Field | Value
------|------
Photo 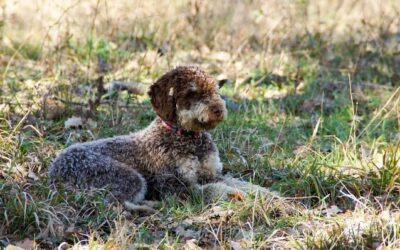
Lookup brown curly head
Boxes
[148,66,227,131]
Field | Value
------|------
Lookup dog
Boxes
[48,66,228,204]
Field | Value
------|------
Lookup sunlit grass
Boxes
[1,0,400,248]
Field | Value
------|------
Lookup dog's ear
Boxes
[148,77,176,122]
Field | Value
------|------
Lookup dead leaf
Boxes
[227,191,245,201]
[11,238,35,250]
[64,116,83,129]
[322,205,343,216]
[43,97,66,120]
[206,206,234,224]
[5,246,25,250]
[230,240,242,250]
[183,239,202,250]
[296,81,307,93]
[183,218,193,226]
[27,170,39,181]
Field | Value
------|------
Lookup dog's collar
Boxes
[160,118,201,138]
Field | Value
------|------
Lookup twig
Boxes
[11,109,31,135]
[53,96,143,109]
[87,75,107,117]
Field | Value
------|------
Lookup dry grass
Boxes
[1,0,400,249]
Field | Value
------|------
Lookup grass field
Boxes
[1,0,400,249]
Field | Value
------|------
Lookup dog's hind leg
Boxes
[48,146,147,204]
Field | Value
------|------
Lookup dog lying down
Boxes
[49,66,274,213]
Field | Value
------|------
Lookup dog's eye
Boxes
[186,87,197,93]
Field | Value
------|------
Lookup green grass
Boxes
[1,0,400,248]
[1,57,399,248]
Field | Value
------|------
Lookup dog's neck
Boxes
[159,117,201,138]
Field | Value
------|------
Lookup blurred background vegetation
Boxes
[1,0,400,249]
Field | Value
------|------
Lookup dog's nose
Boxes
[211,106,224,116]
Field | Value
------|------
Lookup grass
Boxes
[1,0,400,249]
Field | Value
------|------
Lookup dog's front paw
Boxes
[197,175,272,203]
[197,182,246,203]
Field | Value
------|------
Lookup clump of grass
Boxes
[367,143,400,196]
[1,0,400,248]
[0,178,119,244]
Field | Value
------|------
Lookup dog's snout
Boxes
[211,106,224,116]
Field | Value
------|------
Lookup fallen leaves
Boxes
[5,239,35,250]
[64,116,83,129]
[183,239,202,250]
[227,191,245,201]
[27,170,39,181]
[42,97,66,120]
[207,206,235,223]
[321,205,343,217]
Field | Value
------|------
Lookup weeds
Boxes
[1,0,400,248]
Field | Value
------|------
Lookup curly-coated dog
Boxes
[48,66,227,204]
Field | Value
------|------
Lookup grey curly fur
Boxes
[49,66,227,203]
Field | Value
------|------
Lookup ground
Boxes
[0,0,400,249]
